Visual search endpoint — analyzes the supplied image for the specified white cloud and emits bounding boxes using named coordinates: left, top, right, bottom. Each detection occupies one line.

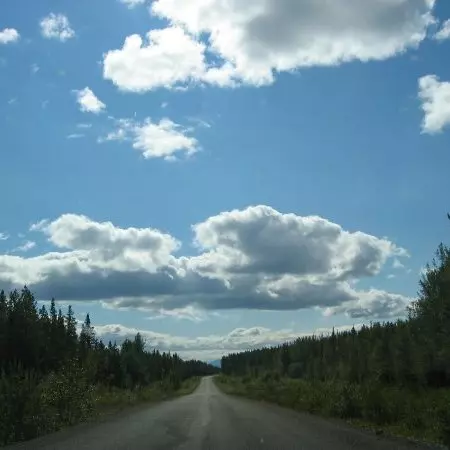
left=67, top=133, right=85, bottom=139
left=323, top=288, right=409, bottom=319
left=31, top=63, right=39, bottom=74
left=103, top=0, right=436, bottom=91
left=189, top=205, right=405, bottom=280
left=77, top=123, right=92, bottom=129
left=0, top=233, right=9, bottom=241
left=392, top=258, right=405, bottom=269
left=101, top=117, right=199, bottom=160
left=187, top=117, right=211, bottom=129
left=419, top=75, right=450, bottom=134
left=434, top=19, right=450, bottom=41
left=39, top=213, right=179, bottom=270
left=0, top=28, right=20, bottom=44
left=119, top=0, right=146, bottom=8
left=30, top=219, right=49, bottom=232
left=14, top=241, right=36, bottom=253
left=145, top=305, right=209, bottom=322
left=40, top=13, right=75, bottom=42
left=0, top=206, right=411, bottom=321
left=74, top=87, right=106, bottom=114
left=103, top=26, right=207, bottom=92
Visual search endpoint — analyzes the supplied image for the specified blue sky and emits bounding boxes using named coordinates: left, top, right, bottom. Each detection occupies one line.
left=1, top=0, right=450, bottom=360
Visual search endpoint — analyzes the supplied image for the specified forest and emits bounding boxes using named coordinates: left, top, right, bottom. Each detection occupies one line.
left=218, top=229, right=450, bottom=446
left=0, top=289, right=218, bottom=446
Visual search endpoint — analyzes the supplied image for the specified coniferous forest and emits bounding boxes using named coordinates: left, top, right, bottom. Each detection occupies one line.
left=218, top=224, right=450, bottom=446
left=0, top=290, right=218, bottom=446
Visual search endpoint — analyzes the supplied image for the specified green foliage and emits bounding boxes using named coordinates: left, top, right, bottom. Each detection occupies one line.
left=0, top=287, right=218, bottom=446
left=287, top=362, right=304, bottom=379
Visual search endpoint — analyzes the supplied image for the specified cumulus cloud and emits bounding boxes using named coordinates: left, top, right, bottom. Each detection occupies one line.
left=38, top=213, right=179, bottom=269
left=74, top=87, right=106, bottom=114
left=119, top=0, right=146, bottom=8
left=40, top=13, right=75, bottom=41
left=103, top=0, right=436, bottom=91
left=103, top=27, right=208, bottom=92
left=434, top=19, right=450, bottom=41
left=0, top=28, right=20, bottom=44
left=189, top=206, right=405, bottom=280
left=0, top=233, right=9, bottom=241
left=100, top=117, right=198, bottom=160
left=323, top=288, right=409, bottom=319
left=419, top=75, right=450, bottom=134
left=0, top=206, right=411, bottom=320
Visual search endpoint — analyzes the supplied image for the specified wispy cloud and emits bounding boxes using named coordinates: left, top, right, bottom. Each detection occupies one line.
left=14, top=241, right=36, bottom=253
left=29, top=219, right=49, bottom=232
left=392, top=259, right=405, bottom=270
left=187, top=117, right=212, bottom=129
left=119, top=0, right=146, bottom=8
left=145, top=306, right=209, bottom=323
left=434, top=20, right=450, bottom=41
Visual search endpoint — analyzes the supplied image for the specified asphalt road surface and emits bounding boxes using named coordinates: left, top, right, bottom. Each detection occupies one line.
left=6, top=376, right=442, bottom=450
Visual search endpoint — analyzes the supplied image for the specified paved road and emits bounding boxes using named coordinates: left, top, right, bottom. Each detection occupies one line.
left=6, top=376, right=441, bottom=450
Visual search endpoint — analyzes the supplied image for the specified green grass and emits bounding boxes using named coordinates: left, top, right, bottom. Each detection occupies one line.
left=94, top=377, right=201, bottom=416
left=214, top=375, right=449, bottom=448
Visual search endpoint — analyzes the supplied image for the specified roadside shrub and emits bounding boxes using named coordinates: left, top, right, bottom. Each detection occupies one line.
left=0, top=367, right=40, bottom=445
left=24, top=360, right=95, bottom=437
left=0, top=360, right=95, bottom=446
left=325, top=382, right=363, bottom=419
left=288, top=362, right=304, bottom=379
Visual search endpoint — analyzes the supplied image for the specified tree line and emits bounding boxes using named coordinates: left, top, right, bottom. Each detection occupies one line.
left=0, top=288, right=218, bottom=445
left=221, top=242, right=450, bottom=388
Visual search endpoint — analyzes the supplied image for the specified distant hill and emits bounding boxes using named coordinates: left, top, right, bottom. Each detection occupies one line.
left=208, top=359, right=221, bottom=368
